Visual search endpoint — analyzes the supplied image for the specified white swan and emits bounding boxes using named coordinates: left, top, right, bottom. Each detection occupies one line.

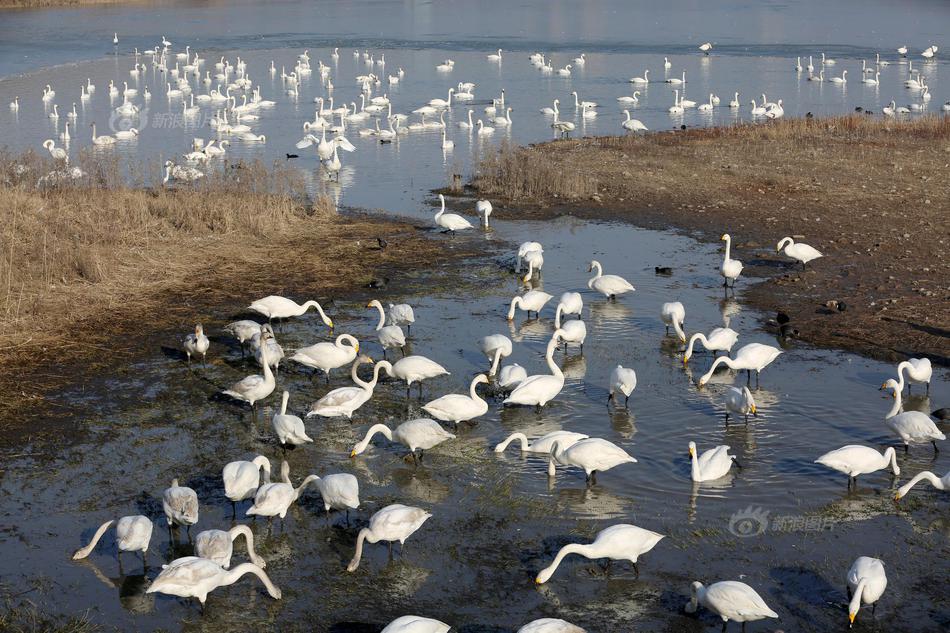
left=554, top=292, right=583, bottom=327
left=310, top=473, right=360, bottom=520
left=90, top=123, right=115, bottom=146
left=729, top=92, right=740, bottom=108
left=384, top=355, right=450, bottom=397
left=518, top=619, right=585, bottom=633
left=895, top=469, right=949, bottom=500
left=434, top=193, right=473, bottom=233
left=776, top=237, right=823, bottom=269
left=669, top=90, right=685, bottom=115
left=163, top=479, right=199, bottom=529
left=535, top=524, right=664, bottom=583
left=246, top=460, right=318, bottom=519
left=476, top=199, right=493, bottom=226
left=880, top=379, right=945, bottom=452
left=661, top=302, right=687, bottom=342
left=352, top=418, right=456, bottom=463
left=548, top=438, right=636, bottom=483
left=540, top=99, right=560, bottom=115
left=685, top=581, right=778, bottom=628
left=223, top=330, right=276, bottom=407
left=43, top=139, right=68, bottom=163
left=72, top=516, right=153, bottom=561
left=422, top=374, right=489, bottom=425
left=381, top=616, right=450, bottom=633
left=815, top=445, right=899, bottom=486
left=182, top=324, right=209, bottom=364
left=480, top=334, right=513, bottom=376
left=248, top=295, right=333, bottom=328
left=273, top=391, right=312, bottom=447
left=630, top=69, right=650, bottom=84
left=290, top=334, right=359, bottom=381
left=306, top=355, right=382, bottom=419
left=389, top=303, right=416, bottom=332
left=521, top=249, right=544, bottom=282
left=587, top=260, right=635, bottom=299
left=895, top=357, right=933, bottom=394
left=195, top=525, right=265, bottom=569
left=617, top=91, right=640, bottom=105
left=516, top=241, right=544, bottom=272
left=487, top=48, right=503, bottom=62
left=699, top=42, right=713, bottom=54
left=222, top=455, right=271, bottom=509
left=667, top=70, right=686, bottom=85
left=556, top=320, right=587, bottom=351
left=507, top=290, right=554, bottom=320
left=498, top=363, right=527, bottom=390
left=847, top=557, right=887, bottom=627
left=724, top=386, right=757, bottom=423
left=608, top=365, right=637, bottom=406
left=829, top=70, right=848, bottom=84
left=347, top=504, right=432, bottom=571
left=504, top=335, right=564, bottom=408
left=494, top=430, right=588, bottom=454
left=146, top=557, right=280, bottom=604
left=368, top=299, right=406, bottom=356
left=698, top=343, right=782, bottom=387
left=750, top=99, right=767, bottom=116
left=683, top=328, right=739, bottom=363
left=621, top=110, right=648, bottom=132
left=719, top=233, right=743, bottom=287
left=689, top=441, right=738, bottom=482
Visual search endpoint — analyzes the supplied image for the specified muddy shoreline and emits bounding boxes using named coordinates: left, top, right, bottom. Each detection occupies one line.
left=459, top=116, right=950, bottom=365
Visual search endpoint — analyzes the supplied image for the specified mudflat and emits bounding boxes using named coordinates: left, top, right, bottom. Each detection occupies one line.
left=468, top=115, right=950, bottom=363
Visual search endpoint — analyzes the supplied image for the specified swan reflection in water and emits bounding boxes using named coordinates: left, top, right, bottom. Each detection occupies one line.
left=74, top=559, right=155, bottom=614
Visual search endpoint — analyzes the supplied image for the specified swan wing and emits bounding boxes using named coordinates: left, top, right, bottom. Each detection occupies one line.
left=705, top=581, right=778, bottom=619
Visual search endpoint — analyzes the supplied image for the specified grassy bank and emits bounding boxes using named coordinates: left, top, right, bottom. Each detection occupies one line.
left=0, top=151, right=457, bottom=420
left=470, top=115, right=950, bottom=362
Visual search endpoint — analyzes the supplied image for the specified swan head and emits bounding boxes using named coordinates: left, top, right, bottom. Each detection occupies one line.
left=688, top=441, right=697, bottom=458
left=880, top=379, right=899, bottom=396
left=720, top=233, right=730, bottom=241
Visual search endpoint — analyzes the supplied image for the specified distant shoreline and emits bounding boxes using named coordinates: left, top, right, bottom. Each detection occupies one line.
left=0, top=0, right=138, bottom=9
left=461, top=114, right=950, bottom=364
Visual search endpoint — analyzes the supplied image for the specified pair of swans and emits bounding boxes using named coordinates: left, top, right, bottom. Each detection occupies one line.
left=223, top=329, right=276, bottom=408
left=352, top=418, right=456, bottom=463
left=815, top=445, right=899, bottom=487
left=504, top=334, right=565, bottom=409
left=307, top=355, right=382, bottom=419
left=347, top=504, right=431, bottom=571
left=698, top=343, right=782, bottom=388
left=290, top=334, right=360, bottom=381
left=147, top=557, right=281, bottom=605
left=587, top=260, right=634, bottom=299
left=434, top=193, right=473, bottom=233
left=248, top=295, right=334, bottom=329
left=880, top=380, right=944, bottom=452
left=534, top=524, right=664, bottom=584
left=776, top=237, right=823, bottom=269
left=683, top=327, right=739, bottom=363
left=368, top=299, right=406, bottom=357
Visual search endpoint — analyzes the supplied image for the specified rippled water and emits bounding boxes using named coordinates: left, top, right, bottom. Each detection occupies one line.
left=0, top=1, right=948, bottom=631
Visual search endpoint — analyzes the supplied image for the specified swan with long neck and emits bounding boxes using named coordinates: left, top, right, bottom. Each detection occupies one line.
left=146, top=557, right=281, bottom=604
left=352, top=418, right=455, bottom=463
left=587, top=260, right=635, bottom=299
left=223, top=330, right=276, bottom=407
left=494, top=430, right=588, bottom=454
left=683, top=327, right=739, bottom=363
left=697, top=343, right=782, bottom=387
left=273, top=390, right=312, bottom=447
left=608, top=365, right=637, bottom=406
left=895, top=469, right=949, bottom=499
left=480, top=334, right=513, bottom=376
left=433, top=193, right=473, bottom=232
left=548, top=438, right=636, bottom=483
left=719, top=233, right=743, bottom=287
left=507, top=290, right=553, bottom=320
left=195, top=525, right=265, bottom=569
left=504, top=334, right=565, bottom=408
left=776, top=237, right=823, bottom=269
left=72, top=516, right=153, bottom=561
left=422, top=374, right=490, bottom=425
left=815, top=445, right=899, bottom=487
left=246, top=460, right=319, bottom=519
left=535, top=524, right=663, bottom=583
left=879, top=379, right=944, bottom=452
left=290, top=334, right=360, bottom=381
left=368, top=299, right=406, bottom=357
left=306, top=355, right=382, bottom=419
left=688, top=441, right=738, bottom=482
left=894, top=357, right=932, bottom=394
left=347, top=504, right=431, bottom=571
left=723, top=386, right=756, bottom=423
left=554, top=292, right=583, bottom=327
left=661, top=302, right=687, bottom=342
left=847, top=557, right=887, bottom=627
left=248, top=295, right=333, bottom=328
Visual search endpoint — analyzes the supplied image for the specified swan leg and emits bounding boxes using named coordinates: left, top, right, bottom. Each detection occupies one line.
left=418, top=382, right=424, bottom=399
left=606, top=393, right=613, bottom=406
left=933, top=441, right=940, bottom=453
left=388, top=541, right=394, bottom=559
left=632, top=561, right=640, bottom=577
left=724, top=412, right=730, bottom=425
left=732, top=457, right=743, bottom=469
left=231, top=500, right=236, bottom=518
left=721, top=619, right=728, bottom=633
left=624, top=395, right=629, bottom=408
left=418, top=449, right=425, bottom=463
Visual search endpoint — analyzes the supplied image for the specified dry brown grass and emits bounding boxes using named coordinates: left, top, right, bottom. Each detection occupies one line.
left=0, top=151, right=457, bottom=420
left=470, top=114, right=950, bottom=362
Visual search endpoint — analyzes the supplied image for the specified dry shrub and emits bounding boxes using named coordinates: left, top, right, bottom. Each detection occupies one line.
left=472, top=139, right=599, bottom=201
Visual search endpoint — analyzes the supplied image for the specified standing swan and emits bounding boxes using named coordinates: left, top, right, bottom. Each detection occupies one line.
left=548, top=438, right=636, bottom=483
left=246, top=461, right=319, bottom=520
left=163, top=479, right=199, bottom=533
left=195, top=525, right=266, bottom=569
left=587, top=260, right=635, bottom=299
left=310, top=473, right=360, bottom=523
left=248, top=295, right=333, bottom=329
left=719, top=234, right=743, bottom=288
left=507, top=290, right=554, bottom=320
left=272, top=391, right=312, bottom=447
left=723, top=386, right=757, bottom=423
left=698, top=343, right=782, bottom=388
left=72, top=516, right=153, bottom=562
left=480, top=333, right=513, bottom=376
left=879, top=380, right=945, bottom=452
left=368, top=299, right=406, bottom=357
left=222, top=455, right=271, bottom=513
left=146, top=557, right=281, bottom=605
left=608, top=365, right=637, bottom=407
left=661, top=302, right=687, bottom=342
left=290, top=334, right=360, bottom=381
left=434, top=193, right=473, bottom=233
left=306, top=355, right=382, bottom=419
left=352, top=418, right=456, bottom=463
left=347, top=504, right=432, bottom=571
left=847, top=557, right=887, bottom=627
left=776, top=237, right=823, bottom=269
left=895, top=469, right=949, bottom=499
left=422, top=374, right=490, bottom=425
left=534, top=524, right=664, bottom=583
left=683, top=327, right=739, bottom=362
left=383, top=355, right=450, bottom=397
left=223, top=330, right=276, bottom=408
left=183, top=324, right=209, bottom=364
left=504, top=334, right=565, bottom=409
left=815, top=445, right=900, bottom=487
left=894, top=357, right=932, bottom=394
left=555, top=292, right=583, bottom=326
left=685, top=581, right=779, bottom=630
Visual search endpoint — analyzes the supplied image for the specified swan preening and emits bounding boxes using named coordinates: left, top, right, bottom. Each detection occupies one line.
left=223, top=455, right=271, bottom=511
left=535, top=524, right=664, bottom=583
left=163, top=479, right=199, bottom=532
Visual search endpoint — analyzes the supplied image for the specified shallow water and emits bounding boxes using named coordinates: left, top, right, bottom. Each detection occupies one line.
left=1, top=1, right=948, bottom=631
